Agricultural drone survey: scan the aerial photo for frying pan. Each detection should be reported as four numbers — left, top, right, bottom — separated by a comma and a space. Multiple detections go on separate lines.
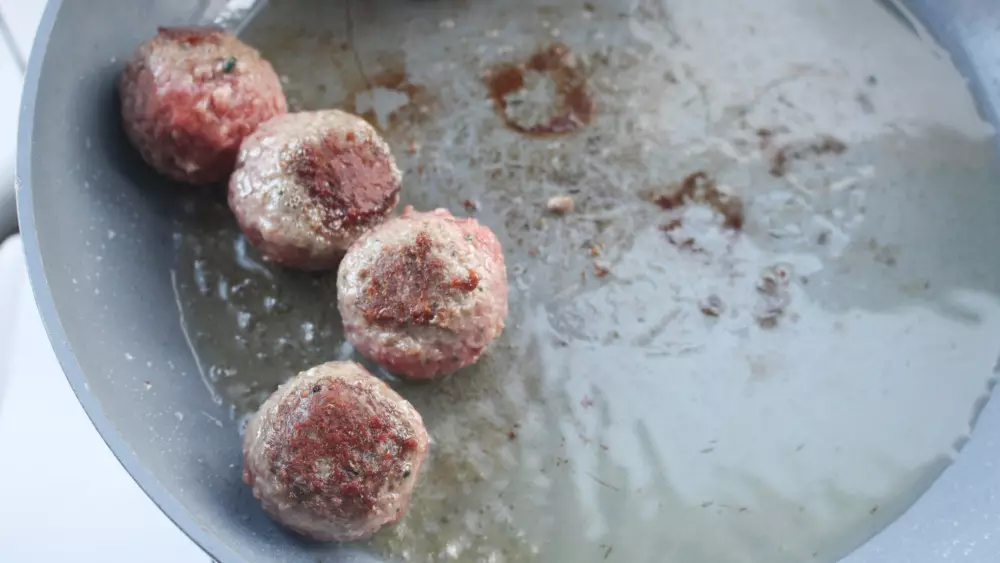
16, 0, 1000, 561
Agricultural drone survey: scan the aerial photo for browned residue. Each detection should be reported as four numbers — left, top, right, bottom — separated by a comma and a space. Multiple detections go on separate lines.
769, 135, 847, 177
659, 219, 697, 250
346, 68, 434, 131
484, 44, 595, 136
650, 171, 744, 231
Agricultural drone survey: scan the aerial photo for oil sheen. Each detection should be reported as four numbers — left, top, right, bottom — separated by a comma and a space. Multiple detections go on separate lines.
173, 0, 1000, 561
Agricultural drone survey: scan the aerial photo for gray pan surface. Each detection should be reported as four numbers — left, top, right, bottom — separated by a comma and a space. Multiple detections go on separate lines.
16, 0, 1000, 561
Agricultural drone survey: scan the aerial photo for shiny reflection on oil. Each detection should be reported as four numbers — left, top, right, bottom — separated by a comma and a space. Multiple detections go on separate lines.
174, 0, 1000, 561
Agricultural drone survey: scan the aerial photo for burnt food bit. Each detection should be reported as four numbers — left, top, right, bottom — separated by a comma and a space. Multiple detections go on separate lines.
546, 195, 575, 215
699, 294, 726, 317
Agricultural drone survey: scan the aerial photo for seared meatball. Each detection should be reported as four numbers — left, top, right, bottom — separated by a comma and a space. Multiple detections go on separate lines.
337, 206, 509, 380
243, 361, 429, 542
229, 110, 403, 270
119, 26, 287, 185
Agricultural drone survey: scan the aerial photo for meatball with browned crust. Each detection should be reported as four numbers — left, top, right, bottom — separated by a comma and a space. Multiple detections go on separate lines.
337, 207, 509, 380
119, 27, 287, 185
243, 361, 429, 542
229, 110, 403, 270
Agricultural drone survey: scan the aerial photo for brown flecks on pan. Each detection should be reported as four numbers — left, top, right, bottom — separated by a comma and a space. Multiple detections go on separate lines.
699, 294, 725, 317
483, 43, 595, 136
660, 220, 697, 251
346, 69, 434, 131
649, 171, 744, 230
659, 219, 683, 232
756, 128, 775, 149
752, 124, 788, 150
769, 135, 847, 177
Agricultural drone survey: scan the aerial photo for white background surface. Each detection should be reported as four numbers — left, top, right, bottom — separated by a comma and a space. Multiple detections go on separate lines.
0, 238, 205, 562
0, 1, 208, 561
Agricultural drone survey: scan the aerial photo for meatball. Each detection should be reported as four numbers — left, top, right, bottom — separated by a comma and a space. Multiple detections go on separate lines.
337, 207, 509, 380
243, 361, 429, 542
229, 110, 403, 270
119, 26, 287, 185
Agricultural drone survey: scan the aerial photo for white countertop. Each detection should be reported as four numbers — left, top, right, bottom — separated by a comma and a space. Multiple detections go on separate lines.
0, 0, 28, 237
0, 237, 206, 562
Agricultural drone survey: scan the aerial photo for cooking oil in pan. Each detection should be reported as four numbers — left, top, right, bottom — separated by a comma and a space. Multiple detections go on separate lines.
174, 0, 1000, 560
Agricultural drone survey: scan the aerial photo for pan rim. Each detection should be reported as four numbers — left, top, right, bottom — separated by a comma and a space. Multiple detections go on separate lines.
15, 1, 241, 561
16, 1, 1000, 562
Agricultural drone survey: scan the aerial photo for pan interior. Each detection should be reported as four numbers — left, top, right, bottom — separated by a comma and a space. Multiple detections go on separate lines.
171, 0, 1000, 561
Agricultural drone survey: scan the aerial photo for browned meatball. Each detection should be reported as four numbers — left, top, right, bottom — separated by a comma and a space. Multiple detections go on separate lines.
229, 110, 403, 270
337, 207, 509, 380
119, 26, 287, 185
243, 361, 429, 542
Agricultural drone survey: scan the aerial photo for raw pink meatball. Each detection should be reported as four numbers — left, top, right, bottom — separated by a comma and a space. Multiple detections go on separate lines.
119, 26, 287, 185
337, 207, 509, 380
243, 361, 429, 542
229, 110, 403, 271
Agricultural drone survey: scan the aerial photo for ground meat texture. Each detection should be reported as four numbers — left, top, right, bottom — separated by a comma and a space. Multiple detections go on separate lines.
119, 27, 287, 185
229, 110, 403, 270
337, 206, 509, 380
242, 361, 429, 542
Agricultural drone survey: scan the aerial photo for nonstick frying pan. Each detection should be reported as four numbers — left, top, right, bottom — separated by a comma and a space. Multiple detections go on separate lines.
17, 0, 1000, 561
